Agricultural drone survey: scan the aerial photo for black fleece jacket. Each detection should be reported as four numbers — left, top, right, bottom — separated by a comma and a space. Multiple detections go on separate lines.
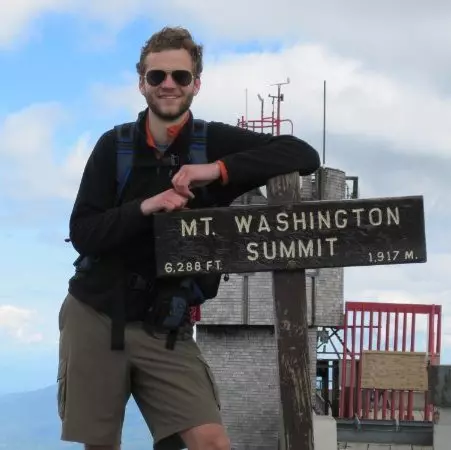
68, 108, 320, 316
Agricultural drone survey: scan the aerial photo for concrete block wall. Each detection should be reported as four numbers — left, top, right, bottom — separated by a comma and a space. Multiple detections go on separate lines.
197, 326, 279, 450
197, 325, 318, 450
200, 270, 342, 327
313, 167, 347, 328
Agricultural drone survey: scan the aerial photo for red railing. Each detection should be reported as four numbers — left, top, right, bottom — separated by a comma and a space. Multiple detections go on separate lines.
339, 301, 441, 422
236, 115, 293, 136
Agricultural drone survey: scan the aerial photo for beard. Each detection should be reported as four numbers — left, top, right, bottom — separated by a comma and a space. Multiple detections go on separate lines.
147, 91, 195, 121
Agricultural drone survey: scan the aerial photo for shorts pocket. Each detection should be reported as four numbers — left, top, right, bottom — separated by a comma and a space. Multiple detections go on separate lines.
57, 359, 68, 420
197, 355, 221, 410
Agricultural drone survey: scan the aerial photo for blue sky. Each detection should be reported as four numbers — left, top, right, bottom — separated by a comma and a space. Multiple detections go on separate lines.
1, 1, 451, 395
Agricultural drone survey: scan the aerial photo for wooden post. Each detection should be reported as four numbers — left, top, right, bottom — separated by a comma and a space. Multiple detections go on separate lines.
152, 194, 427, 449
266, 171, 314, 450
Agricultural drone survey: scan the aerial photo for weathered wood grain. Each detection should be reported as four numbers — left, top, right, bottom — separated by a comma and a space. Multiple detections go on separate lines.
266, 171, 314, 450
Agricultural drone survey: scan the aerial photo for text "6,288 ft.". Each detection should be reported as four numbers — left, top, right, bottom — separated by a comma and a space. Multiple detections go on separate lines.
164, 260, 222, 274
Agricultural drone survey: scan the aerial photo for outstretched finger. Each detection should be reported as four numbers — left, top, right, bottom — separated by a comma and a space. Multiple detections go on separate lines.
173, 180, 195, 199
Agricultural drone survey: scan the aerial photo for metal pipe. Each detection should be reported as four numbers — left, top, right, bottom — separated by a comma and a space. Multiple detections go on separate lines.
339, 307, 349, 417
357, 306, 364, 417
310, 275, 316, 326
374, 310, 382, 420
436, 306, 442, 357
349, 309, 357, 417
407, 313, 416, 419
425, 308, 435, 420
391, 308, 399, 419
323, 80, 326, 165
382, 311, 390, 419
364, 310, 373, 419
399, 311, 407, 420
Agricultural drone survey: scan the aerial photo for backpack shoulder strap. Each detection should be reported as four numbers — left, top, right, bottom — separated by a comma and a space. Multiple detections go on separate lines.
114, 122, 135, 204
189, 118, 211, 206
189, 119, 208, 164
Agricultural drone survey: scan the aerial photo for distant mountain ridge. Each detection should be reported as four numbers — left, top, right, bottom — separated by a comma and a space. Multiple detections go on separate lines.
0, 384, 153, 449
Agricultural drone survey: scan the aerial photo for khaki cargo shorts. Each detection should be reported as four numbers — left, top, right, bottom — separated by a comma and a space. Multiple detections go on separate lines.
57, 293, 222, 449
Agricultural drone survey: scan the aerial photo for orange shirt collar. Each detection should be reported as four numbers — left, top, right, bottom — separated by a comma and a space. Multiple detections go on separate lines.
145, 110, 189, 149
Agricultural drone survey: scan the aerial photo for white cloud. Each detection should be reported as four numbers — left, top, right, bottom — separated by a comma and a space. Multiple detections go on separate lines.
3, 0, 449, 93
58, 132, 93, 199
161, 0, 450, 44
74, 0, 152, 26
0, 102, 91, 201
0, 0, 67, 48
90, 73, 143, 114
0, 0, 154, 49
93, 43, 451, 160
0, 305, 43, 344
152, 1, 451, 92
346, 253, 451, 297
344, 253, 451, 354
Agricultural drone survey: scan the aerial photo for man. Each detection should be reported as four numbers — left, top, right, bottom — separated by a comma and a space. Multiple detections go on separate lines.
58, 26, 320, 450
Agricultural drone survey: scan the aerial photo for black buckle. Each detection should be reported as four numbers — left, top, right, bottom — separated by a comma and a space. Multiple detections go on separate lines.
170, 154, 179, 166
128, 273, 153, 291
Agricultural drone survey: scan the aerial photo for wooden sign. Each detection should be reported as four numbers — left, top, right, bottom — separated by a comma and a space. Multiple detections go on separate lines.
153, 195, 426, 278
361, 351, 428, 391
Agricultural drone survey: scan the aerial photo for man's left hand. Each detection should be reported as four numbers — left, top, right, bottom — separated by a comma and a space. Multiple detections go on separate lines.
171, 163, 221, 199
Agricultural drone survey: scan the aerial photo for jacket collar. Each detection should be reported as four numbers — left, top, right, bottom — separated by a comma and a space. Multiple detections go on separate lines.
133, 107, 194, 156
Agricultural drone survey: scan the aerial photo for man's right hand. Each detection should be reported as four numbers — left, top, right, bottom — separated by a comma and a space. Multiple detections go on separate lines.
140, 189, 190, 216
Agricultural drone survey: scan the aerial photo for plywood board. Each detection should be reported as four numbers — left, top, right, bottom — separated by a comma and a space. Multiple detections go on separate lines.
361, 351, 428, 391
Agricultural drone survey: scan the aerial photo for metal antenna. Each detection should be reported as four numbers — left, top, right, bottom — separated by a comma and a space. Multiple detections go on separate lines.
322, 80, 327, 166
257, 94, 264, 121
245, 88, 248, 125
269, 78, 290, 135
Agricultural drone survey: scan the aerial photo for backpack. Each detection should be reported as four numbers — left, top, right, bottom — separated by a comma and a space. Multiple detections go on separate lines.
71, 118, 225, 350
113, 118, 223, 318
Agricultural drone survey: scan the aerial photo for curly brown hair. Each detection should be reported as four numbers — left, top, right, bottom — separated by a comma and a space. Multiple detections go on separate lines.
136, 26, 203, 78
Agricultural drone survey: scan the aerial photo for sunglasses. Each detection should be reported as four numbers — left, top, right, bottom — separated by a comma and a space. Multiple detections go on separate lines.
145, 70, 193, 87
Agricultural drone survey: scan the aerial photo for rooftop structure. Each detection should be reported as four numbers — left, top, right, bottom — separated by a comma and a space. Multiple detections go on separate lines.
195, 80, 444, 450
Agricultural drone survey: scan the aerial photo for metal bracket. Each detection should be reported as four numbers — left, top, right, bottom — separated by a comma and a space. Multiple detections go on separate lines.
336, 418, 433, 446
